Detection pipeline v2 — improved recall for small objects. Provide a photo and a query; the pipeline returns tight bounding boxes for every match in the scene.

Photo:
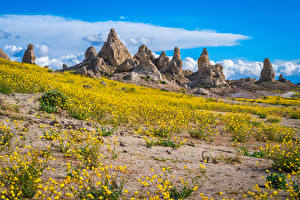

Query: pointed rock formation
[156,51,170,72]
[259,58,275,82]
[168,47,183,76]
[61,46,113,77]
[98,28,132,68]
[190,48,226,87]
[133,45,156,65]
[116,59,137,72]
[22,44,36,64]
[130,44,163,80]
[0,48,10,61]
[85,46,97,61]
[133,59,162,81]
[198,48,210,74]
[278,74,287,83]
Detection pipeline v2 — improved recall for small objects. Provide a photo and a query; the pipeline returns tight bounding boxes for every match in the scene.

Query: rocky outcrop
[259,58,275,82]
[168,47,183,76]
[278,74,287,83]
[116,59,136,72]
[98,29,132,68]
[133,45,156,66]
[85,46,97,60]
[198,48,210,74]
[156,51,170,72]
[0,48,10,61]
[22,44,36,64]
[133,60,163,81]
[193,48,226,87]
[62,46,113,77]
[193,88,210,95]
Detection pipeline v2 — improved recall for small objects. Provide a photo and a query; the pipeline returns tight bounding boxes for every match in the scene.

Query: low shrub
[39,89,67,113]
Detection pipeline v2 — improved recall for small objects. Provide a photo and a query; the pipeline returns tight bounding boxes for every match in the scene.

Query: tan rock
[169,47,183,76]
[133,60,163,81]
[196,48,226,86]
[116,59,136,72]
[85,46,97,60]
[22,44,36,64]
[198,48,210,74]
[133,45,156,65]
[259,58,275,82]
[98,29,132,68]
[77,66,87,75]
[278,74,287,83]
[156,51,170,72]
[0,48,10,61]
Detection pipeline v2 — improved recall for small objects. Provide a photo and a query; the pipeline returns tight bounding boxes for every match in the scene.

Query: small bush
[290,111,300,119]
[266,173,286,190]
[78,143,101,167]
[146,139,182,148]
[152,128,171,138]
[160,80,167,84]
[240,146,264,158]
[97,127,114,137]
[0,84,12,94]
[0,151,46,199]
[0,126,13,151]
[258,113,267,119]
[266,139,299,172]
[266,116,281,123]
[69,108,88,120]
[39,90,67,113]
[170,186,193,200]
[189,127,214,142]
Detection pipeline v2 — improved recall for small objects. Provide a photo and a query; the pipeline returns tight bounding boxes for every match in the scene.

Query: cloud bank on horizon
[0,15,299,83]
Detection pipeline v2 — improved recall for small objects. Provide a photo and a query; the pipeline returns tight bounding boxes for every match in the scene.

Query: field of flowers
[0,58,299,199]
[229,96,300,107]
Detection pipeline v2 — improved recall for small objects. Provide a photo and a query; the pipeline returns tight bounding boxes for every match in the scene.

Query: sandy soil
[0,93,298,199]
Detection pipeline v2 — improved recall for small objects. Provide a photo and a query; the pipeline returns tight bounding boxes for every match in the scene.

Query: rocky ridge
[17,29,297,97]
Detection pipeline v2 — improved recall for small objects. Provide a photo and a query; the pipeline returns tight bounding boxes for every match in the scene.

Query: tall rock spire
[22,44,36,64]
[168,47,183,76]
[196,48,226,86]
[98,28,132,68]
[133,44,156,65]
[156,51,170,72]
[259,58,275,82]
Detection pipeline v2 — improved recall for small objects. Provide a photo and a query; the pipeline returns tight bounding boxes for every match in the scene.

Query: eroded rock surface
[98,29,132,68]
[259,58,275,82]
[189,48,226,87]
[22,44,36,64]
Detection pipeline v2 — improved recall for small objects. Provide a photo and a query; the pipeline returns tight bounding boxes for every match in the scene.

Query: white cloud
[35,44,49,57]
[182,57,300,82]
[183,57,198,71]
[4,45,23,57]
[36,53,84,69]
[0,14,248,57]
[0,14,298,82]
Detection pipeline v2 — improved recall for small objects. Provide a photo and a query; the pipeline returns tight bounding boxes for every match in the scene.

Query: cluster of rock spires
[0,28,292,90]
[59,28,228,87]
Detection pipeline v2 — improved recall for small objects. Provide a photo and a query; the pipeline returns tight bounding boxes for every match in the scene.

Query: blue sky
[0,0,299,82]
